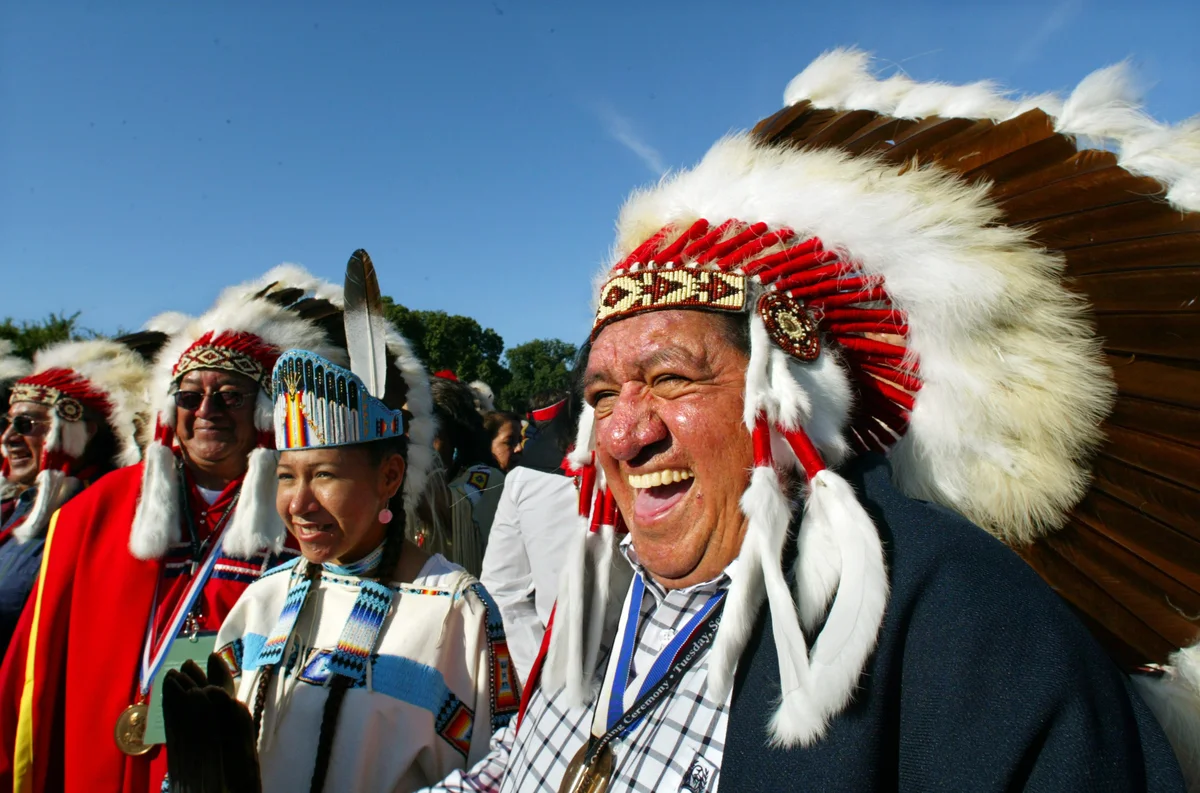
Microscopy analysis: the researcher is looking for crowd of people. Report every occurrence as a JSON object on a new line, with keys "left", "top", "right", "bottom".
{"left": 0, "top": 50, "right": 1197, "bottom": 793}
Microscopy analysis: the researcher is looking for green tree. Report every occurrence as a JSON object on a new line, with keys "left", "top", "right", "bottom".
{"left": 500, "top": 338, "right": 578, "bottom": 412}
{"left": 381, "top": 297, "right": 511, "bottom": 393}
{"left": 0, "top": 312, "right": 88, "bottom": 359}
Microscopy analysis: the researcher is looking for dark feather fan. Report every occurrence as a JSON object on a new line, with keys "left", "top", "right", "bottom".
{"left": 751, "top": 91, "right": 1200, "bottom": 671}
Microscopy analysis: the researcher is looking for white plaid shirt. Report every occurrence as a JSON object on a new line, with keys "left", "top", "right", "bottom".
{"left": 422, "top": 540, "right": 732, "bottom": 793}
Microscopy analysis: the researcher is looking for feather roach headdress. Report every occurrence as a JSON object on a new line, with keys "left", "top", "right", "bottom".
{"left": 547, "top": 48, "right": 1200, "bottom": 762}
{"left": 1, "top": 339, "right": 154, "bottom": 541}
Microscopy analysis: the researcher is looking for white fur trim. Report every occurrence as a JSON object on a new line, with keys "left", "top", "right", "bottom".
{"left": 609, "top": 135, "right": 1113, "bottom": 542}
{"left": 787, "top": 469, "right": 888, "bottom": 746}
{"left": 782, "top": 48, "right": 1200, "bottom": 214}
{"left": 221, "top": 448, "right": 285, "bottom": 558}
{"left": 12, "top": 469, "right": 78, "bottom": 543}
{"left": 253, "top": 391, "right": 273, "bottom": 432}
{"left": 1133, "top": 644, "right": 1200, "bottom": 792}
{"left": 567, "top": 404, "right": 595, "bottom": 469}
{"left": 129, "top": 442, "right": 181, "bottom": 560}
{"left": 57, "top": 418, "right": 89, "bottom": 460}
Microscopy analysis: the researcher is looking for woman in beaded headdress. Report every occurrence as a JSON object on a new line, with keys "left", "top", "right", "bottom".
{"left": 160, "top": 252, "right": 519, "bottom": 793}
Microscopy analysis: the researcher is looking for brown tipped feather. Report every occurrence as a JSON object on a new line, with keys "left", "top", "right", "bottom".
{"left": 962, "top": 134, "right": 1079, "bottom": 185}
{"left": 1028, "top": 197, "right": 1200, "bottom": 250}
{"left": 1090, "top": 455, "right": 1200, "bottom": 542}
{"left": 840, "top": 116, "right": 919, "bottom": 155}
{"left": 1001, "top": 167, "right": 1167, "bottom": 225}
{"left": 887, "top": 117, "right": 987, "bottom": 165}
{"left": 1107, "top": 355, "right": 1200, "bottom": 409}
{"left": 751, "top": 101, "right": 815, "bottom": 143}
{"left": 1095, "top": 313, "right": 1200, "bottom": 362}
{"left": 1074, "top": 490, "right": 1200, "bottom": 593}
{"left": 797, "top": 109, "right": 880, "bottom": 151}
{"left": 1075, "top": 267, "right": 1200, "bottom": 314}
{"left": 991, "top": 149, "right": 1118, "bottom": 201}
{"left": 1065, "top": 233, "right": 1200, "bottom": 277}
{"left": 1107, "top": 397, "right": 1200, "bottom": 449}
{"left": 260, "top": 286, "right": 306, "bottom": 308}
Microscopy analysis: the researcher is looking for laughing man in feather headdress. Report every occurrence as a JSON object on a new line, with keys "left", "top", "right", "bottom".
{"left": 418, "top": 50, "right": 1193, "bottom": 793}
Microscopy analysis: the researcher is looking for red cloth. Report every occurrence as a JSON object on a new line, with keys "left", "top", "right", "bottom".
{"left": 0, "top": 463, "right": 298, "bottom": 793}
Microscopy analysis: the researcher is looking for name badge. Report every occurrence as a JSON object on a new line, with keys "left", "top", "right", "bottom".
{"left": 142, "top": 631, "right": 217, "bottom": 745}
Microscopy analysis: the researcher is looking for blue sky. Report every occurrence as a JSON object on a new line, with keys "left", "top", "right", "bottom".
{"left": 3, "top": 1, "right": 1197, "bottom": 354}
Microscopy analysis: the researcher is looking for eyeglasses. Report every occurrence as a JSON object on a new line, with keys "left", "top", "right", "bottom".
{"left": 0, "top": 415, "right": 51, "bottom": 437}
{"left": 173, "top": 390, "right": 254, "bottom": 412}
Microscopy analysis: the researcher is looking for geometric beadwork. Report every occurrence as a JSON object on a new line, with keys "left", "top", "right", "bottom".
{"left": 593, "top": 269, "right": 747, "bottom": 337}
{"left": 12, "top": 381, "right": 84, "bottom": 422}
{"left": 273, "top": 349, "right": 405, "bottom": 450}
{"left": 215, "top": 638, "right": 245, "bottom": 678}
{"left": 435, "top": 693, "right": 475, "bottom": 759}
{"left": 469, "top": 582, "right": 521, "bottom": 731}
{"left": 175, "top": 343, "right": 265, "bottom": 387}
{"left": 256, "top": 568, "right": 314, "bottom": 669}
{"left": 327, "top": 579, "right": 394, "bottom": 683}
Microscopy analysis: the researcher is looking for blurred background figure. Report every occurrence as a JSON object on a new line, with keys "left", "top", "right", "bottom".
{"left": 483, "top": 410, "right": 522, "bottom": 473}
{"left": 480, "top": 388, "right": 583, "bottom": 682}
{"left": 430, "top": 377, "right": 504, "bottom": 576}
{"left": 0, "top": 338, "right": 154, "bottom": 654}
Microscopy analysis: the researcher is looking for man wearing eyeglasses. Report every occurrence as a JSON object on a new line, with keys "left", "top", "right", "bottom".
{"left": 0, "top": 267, "right": 349, "bottom": 793}
{"left": 0, "top": 409, "right": 47, "bottom": 532}
{"left": 0, "top": 340, "right": 152, "bottom": 657}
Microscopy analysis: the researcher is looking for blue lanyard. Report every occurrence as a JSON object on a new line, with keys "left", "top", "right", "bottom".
{"left": 606, "top": 574, "right": 725, "bottom": 736}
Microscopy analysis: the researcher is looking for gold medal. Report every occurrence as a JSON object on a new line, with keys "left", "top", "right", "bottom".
{"left": 114, "top": 703, "right": 153, "bottom": 756}
{"left": 558, "top": 739, "right": 615, "bottom": 793}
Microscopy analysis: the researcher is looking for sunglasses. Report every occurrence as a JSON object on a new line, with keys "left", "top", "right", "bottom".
{"left": 0, "top": 415, "right": 51, "bottom": 437}
{"left": 173, "top": 390, "right": 254, "bottom": 412}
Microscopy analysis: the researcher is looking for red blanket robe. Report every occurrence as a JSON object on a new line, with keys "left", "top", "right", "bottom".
{"left": 0, "top": 462, "right": 297, "bottom": 793}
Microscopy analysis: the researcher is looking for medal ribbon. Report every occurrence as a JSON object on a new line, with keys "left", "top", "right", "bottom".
{"left": 595, "top": 574, "right": 725, "bottom": 746}
{"left": 136, "top": 514, "right": 232, "bottom": 698}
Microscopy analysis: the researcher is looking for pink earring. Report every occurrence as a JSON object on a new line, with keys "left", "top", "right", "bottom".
{"left": 378, "top": 507, "right": 393, "bottom": 524}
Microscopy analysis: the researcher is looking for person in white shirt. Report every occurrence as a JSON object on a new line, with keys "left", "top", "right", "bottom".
{"left": 480, "top": 395, "right": 582, "bottom": 682}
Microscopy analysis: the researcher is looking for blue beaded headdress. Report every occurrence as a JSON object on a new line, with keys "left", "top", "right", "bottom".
{"left": 272, "top": 350, "right": 404, "bottom": 449}
{"left": 272, "top": 250, "right": 404, "bottom": 450}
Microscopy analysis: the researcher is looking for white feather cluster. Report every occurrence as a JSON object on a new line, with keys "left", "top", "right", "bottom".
{"left": 610, "top": 135, "right": 1113, "bottom": 543}
{"left": 783, "top": 48, "right": 1200, "bottom": 214}
{"left": 0, "top": 340, "right": 31, "bottom": 386}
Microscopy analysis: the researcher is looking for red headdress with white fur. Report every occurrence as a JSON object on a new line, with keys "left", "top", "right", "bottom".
{"left": 2, "top": 340, "right": 152, "bottom": 542}
{"left": 129, "top": 266, "right": 349, "bottom": 560}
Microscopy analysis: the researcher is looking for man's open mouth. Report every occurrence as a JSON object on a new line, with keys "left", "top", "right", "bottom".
{"left": 628, "top": 468, "right": 694, "bottom": 522}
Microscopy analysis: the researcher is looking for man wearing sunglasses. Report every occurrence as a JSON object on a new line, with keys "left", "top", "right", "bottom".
{"left": 0, "top": 267, "right": 349, "bottom": 793}
{"left": 0, "top": 340, "right": 152, "bottom": 656}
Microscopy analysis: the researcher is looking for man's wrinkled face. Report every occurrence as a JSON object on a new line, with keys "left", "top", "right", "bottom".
{"left": 1, "top": 402, "right": 53, "bottom": 487}
{"left": 174, "top": 369, "right": 259, "bottom": 476}
{"left": 584, "top": 310, "right": 754, "bottom": 588}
